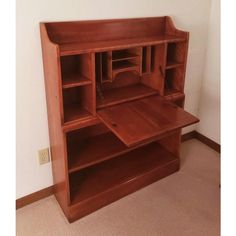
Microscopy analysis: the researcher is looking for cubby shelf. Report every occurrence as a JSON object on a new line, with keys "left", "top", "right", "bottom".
{"left": 164, "top": 88, "right": 182, "bottom": 97}
{"left": 64, "top": 104, "right": 92, "bottom": 124}
{"left": 112, "top": 60, "right": 138, "bottom": 71}
{"left": 69, "top": 143, "right": 178, "bottom": 205}
{"left": 112, "top": 52, "right": 139, "bottom": 61}
{"left": 164, "top": 93, "right": 185, "bottom": 108}
{"left": 62, "top": 74, "right": 92, "bottom": 89}
{"left": 110, "top": 48, "right": 142, "bottom": 79}
{"left": 166, "top": 61, "right": 183, "bottom": 70}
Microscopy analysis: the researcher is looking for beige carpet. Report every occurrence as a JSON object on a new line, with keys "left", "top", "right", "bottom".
{"left": 16, "top": 139, "right": 220, "bottom": 236}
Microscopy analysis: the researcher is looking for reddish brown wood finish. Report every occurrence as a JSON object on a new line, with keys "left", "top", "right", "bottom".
{"left": 68, "top": 143, "right": 179, "bottom": 222}
{"left": 62, "top": 116, "right": 100, "bottom": 132}
{"left": 62, "top": 75, "right": 92, "bottom": 89}
{"left": 67, "top": 126, "right": 182, "bottom": 173}
{"left": 165, "top": 93, "right": 185, "bottom": 108}
{"left": 69, "top": 142, "right": 178, "bottom": 204}
{"left": 158, "top": 130, "right": 182, "bottom": 157}
{"left": 97, "top": 96, "right": 199, "bottom": 147}
{"left": 16, "top": 186, "right": 54, "bottom": 210}
{"left": 40, "top": 16, "right": 198, "bottom": 222}
{"left": 40, "top": 24, "right": 70, "bottom": 217}
{"left": 141, "top": 44, "right": 166, "bottom": 95}
{"left": 142, "top": 46, "right": 152, "bottom": 74}
{"left": 58, "top": 36, "right": 185, "bottom": 56}
{"left": 165, "top": 16, "right": 189, "bottom": 95}
{"left": 45, "top": 17, "right": 166, "bottom": 43}
{"left": 97, "top": 83, "right": 158, "bottom": 109}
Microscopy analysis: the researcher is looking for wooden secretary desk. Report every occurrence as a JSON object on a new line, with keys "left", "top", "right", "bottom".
{"left": 40, "top": 16, "right": 199, "bottom": 222}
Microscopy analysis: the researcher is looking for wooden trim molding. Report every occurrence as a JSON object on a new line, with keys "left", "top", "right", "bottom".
{"left": 181, "top": 131, "right": 196, "bottom": 142}
{"left": 194, "top": 131, "right": 221, "bottom": 153}
{"left": 182, "top": 130, "right": 220, "bottom": 153}
{"left": 16, "top": 130, "right": 220, "bottom": 210}
{"left": 16, "top": 186, "right": 54, "bottom": 210}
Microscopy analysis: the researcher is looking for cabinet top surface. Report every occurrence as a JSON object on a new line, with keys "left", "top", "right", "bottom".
{"left": 59, "top": 35, "right": 186, "bottom": 56}
{"left": 41, "top": 16, "right": 188, "bottom": 56}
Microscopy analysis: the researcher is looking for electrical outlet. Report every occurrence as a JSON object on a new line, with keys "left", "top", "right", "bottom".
{"left": 38, "top": 148, "right": 50, "bottom": 165}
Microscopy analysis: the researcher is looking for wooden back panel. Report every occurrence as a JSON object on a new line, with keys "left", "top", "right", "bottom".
{"left": 45, "top": 17, "right": 166, "bottom": 44}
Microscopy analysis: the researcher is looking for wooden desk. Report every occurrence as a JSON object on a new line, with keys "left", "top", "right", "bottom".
{"left": 40, "top": 16, "right": 199, "bottom": 222}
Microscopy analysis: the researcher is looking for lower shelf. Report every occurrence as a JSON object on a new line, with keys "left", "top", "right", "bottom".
{"left": 165, "top": 93, "right": 185, "bottom": 108}
{"left": 69, "top": 142, "right": 178, "bottom": 205}
{"left": 164, "top": 88, "right": 181, "bottom": 97}
{"left": 64, "top": 104, "right": 92, "bottom": 124}
{"left": 68, "top": 132, "right": 128, "bottom": 173}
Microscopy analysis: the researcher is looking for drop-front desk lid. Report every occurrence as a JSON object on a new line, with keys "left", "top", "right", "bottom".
{"left": 97, "top": 95, "right": 199, "bottom": 147}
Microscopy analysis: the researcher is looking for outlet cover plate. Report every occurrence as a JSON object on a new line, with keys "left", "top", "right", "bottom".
{"left": 38, "top": 148, "right": 50, "bottom": 165}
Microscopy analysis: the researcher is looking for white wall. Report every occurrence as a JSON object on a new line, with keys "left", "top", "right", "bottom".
{"left": 197, "top": 0, "right": 220, "bottom": 144}
{"left": 16, "top": 0, "right": 212, "bottom": 198}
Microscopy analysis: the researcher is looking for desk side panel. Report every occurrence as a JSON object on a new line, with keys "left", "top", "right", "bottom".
{"left": 40, "top": 23, "right": 70, "bottom": 216}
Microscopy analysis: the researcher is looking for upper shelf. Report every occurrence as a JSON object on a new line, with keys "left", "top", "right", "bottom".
{"left": 41, "top": 16, "right": 189, "bottom": 56}
{"left": 59, "top": 35, "right": 186, "bottom": 56}
{"left": 112, "top": 51, "right": 139, "bottom": 61}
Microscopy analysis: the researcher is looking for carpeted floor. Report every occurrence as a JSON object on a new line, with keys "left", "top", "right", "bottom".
{"left": 16, "top": 139, "right": 220, "bottom": 236}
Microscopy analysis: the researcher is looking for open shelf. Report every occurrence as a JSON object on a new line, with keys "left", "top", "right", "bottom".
{"left": 112, "top": 52, "right": 139, "bottom": 61}
{"left": 112, "top": 48, "right": 140, "bottom": 62}
{"left": 64, "top": 104, "right": 92, "bottom": 123}
{"left": 164, "top": 68, "right": 183, "bottom": 96}
{"left": 166, "top": 42, "right": 186, "bottom": 66}
{"left": 164, "top": 88, "right": 181, "bottom": 96}
{"left": 112, "top": 60, "right": 138, "bottom": 72}
{"left": 166, "top": 60, "right": 183, "bottom": 70}
{"left": 60, "top": 54, "right": 92, "bottom": 89}
{"left": 171, "top": 96, "right": 185, "bottom": 108}
{"left": 62, "top": 74, "right": 92, "bottom": 89}
{"left": 112, "top": 48, "right": 141, "bottom": 78}
{"left": 96, "top": 83, "right": 158, "bottom": 109}
{"left": 67, "top": 131, "right": 132, "bottom": 173}
{"left": 63, "top": 85, "right": 93, "bottom": 124}
{"left": 164, "top": 88, "right": 181, "bottom": 97}
{"left": 69, "top": 142, "right": 178, "bottom": 205}
{"left": 164, "top": 93, "right": 185, "bottom": 108}
{"left": 95, "top": 48, "right": 141, "bottom": 83}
